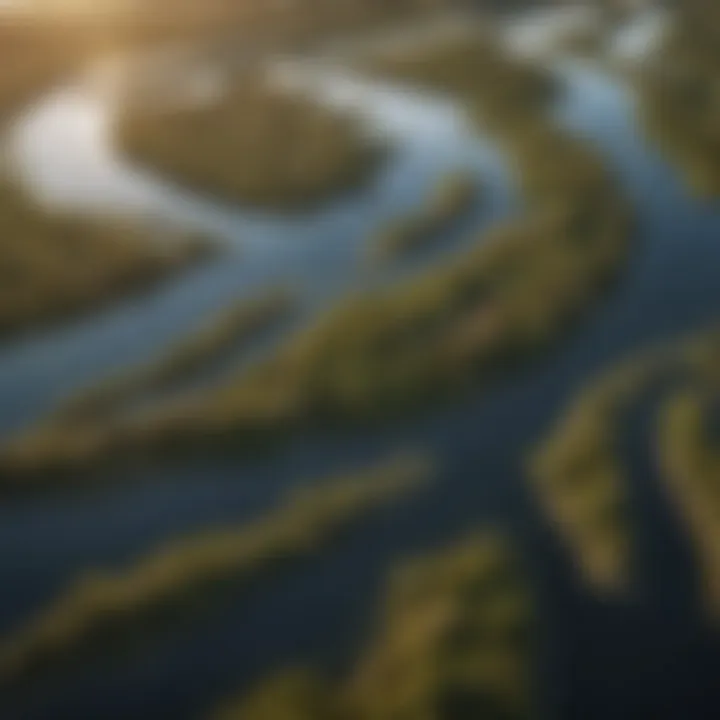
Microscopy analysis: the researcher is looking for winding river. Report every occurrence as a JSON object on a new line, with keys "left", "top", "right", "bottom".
{"left": 1, "top": 11, "right": 720, "bottom": 720}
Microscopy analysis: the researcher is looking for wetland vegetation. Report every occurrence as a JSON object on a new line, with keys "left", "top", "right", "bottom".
{"left": 0, "top": 453, "right": 431, "bottom": 688}
{"left": 636, "top": 2, "right": 720, "bottom": 196}
{"left": 530, "top": 326, "right": 720, "bottom": 615}
{"left": 658, "top": 385, "right": 720, "bottom": 619}
{"left": 55, "top": 289, "right": 296, "bottom": 423}
{"left": 0, "top": 182, "right": 216, "bottom": 340}
{"left": 212, "top": 532, "right": 534, "bottom": 720}
{"left": 116, "top": 71, "right": 386, "bottom": 210}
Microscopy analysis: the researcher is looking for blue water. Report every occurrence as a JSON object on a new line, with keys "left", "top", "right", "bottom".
{"left": 1, "top": 52, "right": 720, "bottom": 720}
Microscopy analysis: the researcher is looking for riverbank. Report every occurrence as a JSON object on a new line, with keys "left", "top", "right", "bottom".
{"left": 0, "top": 182, "right": 216, "bottom": 341}
{"left": 0, "top": 33, "right": 634, "bottom": 486}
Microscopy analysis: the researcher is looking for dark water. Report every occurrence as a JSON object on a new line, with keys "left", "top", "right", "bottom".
{"left": 1, "top": 54, "right": 720, "bottom": 719}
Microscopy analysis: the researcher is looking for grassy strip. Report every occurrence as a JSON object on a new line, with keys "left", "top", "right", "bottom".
{"left": 0, "top": 452, "right": 432, "bottom": 687}
{"left": 657, "top": 388, "right": 720, "bottom": 620}
{"left": 56, "top": 290, "right": 296, "bottom": 423}
{"left": 212, "top": 533, "right": 534, "bottom": 720}
{"left": 368, "top": 171, "right": 479, "bottom": 264}
{"left": 115, "top": 73, "right": 385, "bottom": 211}
{"left": 0, "top": 182, "right": 216, "bottom": 339}
{"left": 528, "top": 352, "right": 666, "bottom": 594}
{"left": 529, "top": 327, "right": 720, "bottom": 597}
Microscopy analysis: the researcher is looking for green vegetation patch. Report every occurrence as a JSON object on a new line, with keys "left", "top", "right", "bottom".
{"left": 116, "top": 73, "right": 385, "bottom": 210}
{"left": 56, "top": 289, "right": 296, "bottom": 423}
{"left": 658, "top": 388, "right": 720, "bottom": 619}
{"left": 0, "top": 452, "right": 432, "bottom": 687}
{"left": 530, "top": 326, "right": 720, "bottom": 612}
{"left": 636, "top": 3, "right": 720, "bottom": 197}
{"left": 211, "top": 533, "right": 535, "bottom": 720}
{"left": 0, "top": 182, "right": 216, "bottom": 339}
{"left": 529, "top": 352, "right": 668, "bottom": 594}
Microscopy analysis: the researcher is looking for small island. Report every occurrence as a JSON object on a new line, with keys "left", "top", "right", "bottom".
{"left": 528, "top": 352, "right": 667, "bottom": 594}
{"left": 212, "top": 533, "right": 534, "bottom": 720}
{"left": 115, "top": 71, "right": 385, "bottom": 211}
{"left": 530, "top": 325, "right": 720, "bottom": 615}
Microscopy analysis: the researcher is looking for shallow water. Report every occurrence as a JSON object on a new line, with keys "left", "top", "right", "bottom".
{"left": 1, "top": 15, "right": 720, "bottom": 720}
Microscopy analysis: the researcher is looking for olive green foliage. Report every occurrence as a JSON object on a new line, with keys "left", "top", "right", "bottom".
{"left": 636, "top": 2, "right": 720, "bottom": 196}
{"left": 0, "top": 182, "right": 215, "bottom": 339}
{"left": 529, "top": 352, "right": 668, "bottom": 593}
{"left": 212, "top": 533, "right": 534, "bottom": 720}
{"left": 530, "top": 325, "right": 720, "bottom": 613}
{"left": 56, "top": 290, "right": 296, "bottom": 423}
{"left": 116, "top": 73, "right": 384, "bottom": 210}
{"left": 369, "top": 171, "right": 479, "bottom": 264}
{"left": 0, "top": 453, "right": 432, "bottom": 687}
{"left": 658, "top": 388, "right": 720, "bottom": 619}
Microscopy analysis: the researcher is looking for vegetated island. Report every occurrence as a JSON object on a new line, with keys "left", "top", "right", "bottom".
{"left": 211, "top": 532, "right": 535, "bottom": 720}
{"left": 0, "top": 34, "right": 634, "bottom": 485}
{"left": 115, "top": 70, "right": 386, "bottom": 211}
{"left": 636, "top": 2, "right": 720, "bottom": 197}
{"left": 0, "top": 182, "right": 216, "bottom": 340}
{"left": 368, "top": 170, "right": 479, "bottom": 265}
{"left": 0, "top": 452, "right": 432, "bottom": 688}
{"left": 529, "top": 325, "right": 720, "bottom": 615}
{"left": 528, "top": 348, "right": 671, "bottom": 594}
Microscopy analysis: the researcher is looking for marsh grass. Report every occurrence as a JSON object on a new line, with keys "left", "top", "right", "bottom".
{"left": 658, "top": 388, "right": 720, "bottom": 620}
{"left": 0, "top": 452, "right": 432, "bottom": 688}
{"left": 0, "top": 181, "right": 216, "bottom": 339}
{"left": 212, "top": 533, "right": 534, "bottom": 720}
{"left": 636, "top": 3, "right": 720, "bottom": 197}
{"left": 530, "top": 327, "right": 720, "bottom": 605}
{"left": 116, "top": 73, "right": 385, "bottom": 211}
